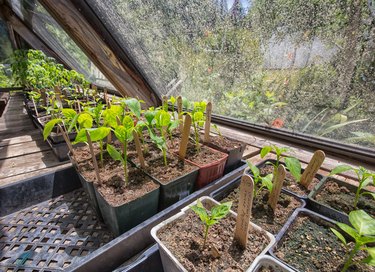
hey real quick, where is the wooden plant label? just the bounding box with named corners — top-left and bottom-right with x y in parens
top-left (268, 164), bottom-right (286, 211)
top-left (41, 89), bottom-right (47, 106)
top-left (300, 150), bottom-right (325, 188)
top-left (204, 101), bottom-right (212, 143)
top-left (54, 87), bottom-right (63, 109)
top-left (76, 100), bottom-right (81, 113)
top-left (86, 130), bottom-right (101, 183)
top-left (75, 85), bottom-right (81, 94)
top-left (133, 131), bottom-right (145, 168)
top-left (104, 88), bottom-right (109, 107)
top-left (234, 174), bottom-right (254, 249)
top-left (177, 96), bottom-right (183, 132)
top-left (58, 124), bottom-right (74, 156)
top-left (162, 95), bottom-right (168, 112)
top-left (31, 97), bottom-right (39, 117)
top-left (178, 114), bottom-right (192, 160)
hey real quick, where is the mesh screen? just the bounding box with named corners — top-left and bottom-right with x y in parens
top-left (7, 0), bottom-right (115, 89)
top-left (86, 0), bottom-right (375, 150)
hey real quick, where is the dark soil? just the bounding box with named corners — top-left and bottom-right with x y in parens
top-left (75, 150), bottom-right (159, 207)
top-left (259, 165), bottom-right (319, 197)
top-left (203, 134), bottom-right (245, 153)
top-left (158, 210), bottom-right (270, 271)
top-left (274, 215), bottom-right (374, 272)
top-left (185, 144), bottom-right (227, 166)
top-left (145, 155), bottom-right (198, 185)
top-left (258, 266), bottom-right (277, 272)
top-left (126, 140), bottom-right (161, 164)
top-left (221, 188), bottom-right (301, 234)
top-left (314, 178), bottom-right (375, 216)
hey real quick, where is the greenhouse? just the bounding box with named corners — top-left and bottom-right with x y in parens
top-left (0, 0), bottom-right (374, 271)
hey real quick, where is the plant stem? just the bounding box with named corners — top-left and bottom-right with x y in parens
top-left (203, 225), bottom-right (209, 248)
top-left (99, 140), bottom-right (103, 168)
top-left (124, 141), bottom-right (128, 186)
top-left (162, 148), bottom-right (167, 166)
top-left (342, 244), bottom-right (359, 272)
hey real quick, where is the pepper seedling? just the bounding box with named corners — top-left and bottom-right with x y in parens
top-left (190, 100), bottom-right (207, 153)
top-left (329, 165), bottom-right (375, 209)
top-left (191, 200), bottom-right (232, 249)
top-left (260, 145), bottom-right (302, 182)
top-left (330, 210), bottom-right (375, 272)
top-left (106, 115), bottom-right (135, 186)
top-left (247, 161), bottom-right (273, 197)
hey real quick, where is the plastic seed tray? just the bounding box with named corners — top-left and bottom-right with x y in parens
top-left (0, 189), bottom-right (114, 271)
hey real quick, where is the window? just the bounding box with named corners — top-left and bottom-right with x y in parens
top-left (7, 0), bottom-right (114, 89)
top-left (86, 0), bottom-right (375, 150)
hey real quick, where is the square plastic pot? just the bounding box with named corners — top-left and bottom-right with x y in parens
top-left (307, 177), bottom-right (374, 224)
top-left (269, 208), bottom-right (337, 271)
top-left (46, 137), bottom-right (70, 161)
top-left (248, 255), bottom-right (295, 272)
top-left (94, 180), bottom-right (160, 237)
top-left (185, 147), bottom-right (228, 189)
top-left (151, 196), bottom-right (275, 272)
top-left (37, 116), bottom-right (77, 144)
top-left (252, 159), bottom-right (324, 200)
top-left (147, 167), bottom-right (199, 211)
top-left (206, 142), bottom-right (246, 175)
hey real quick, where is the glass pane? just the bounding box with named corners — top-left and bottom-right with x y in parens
top-left (7, 0), bottom-right (114, 89)
top-left (87, 0), bottom-right (375, 150)
top-left (0, 18), bottom-right (13, 62)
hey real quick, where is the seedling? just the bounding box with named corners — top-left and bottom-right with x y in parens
top-left (260, 145), bottom-right (302, 182)
top-left (330, 210), bottom-right (375, 272)
top-left (247, 161), bottom-right (273, 197)
top-left (190, 100), bottom-right (207, 153)
top-left (191, 200), bottom-right (232, 248)
top-left (329, 165), bottom-right (375, 209)
top-left (106, 115), bottom-right (135, 186)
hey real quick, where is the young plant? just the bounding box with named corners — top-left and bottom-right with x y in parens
top-left (106, 115), bottom-right (135, 186)
top-left (43, 108), bottom-right (78, 141)
top-left (260, 145), bottom-right (302, 182)
top-left (330, 210), bottom-right (375, 272)
top-left (329, 165), bottom-right (375, 209)
top-left (191, 200), bottom-right (232, 248)
top-left (247, 161), bottom-right (273, 197)
top-left (190, 100), bottom-right (207, 153)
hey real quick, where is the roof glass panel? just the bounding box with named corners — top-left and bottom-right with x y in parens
top-left (87, 0), bottom-right (375, 150)
top-left (0, 17), bottom-right (13, 63)
top-left (7, 0), bottom-right (114, 89)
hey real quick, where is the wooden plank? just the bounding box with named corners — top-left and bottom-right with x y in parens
top-left (0, 131), bottom-right (42, 147)
top-left (0, 163), bottom-right (70, 188)
top-left (0, 119), bottom-right (33, 129)
top-left (39, 0), bottom-right (161, 107)
top-left (0, 150), bottom-right (65, 179)
top-left (0, 140), bottom-right (50, 159)
top-left (242, 145), bottom-right (260, 159)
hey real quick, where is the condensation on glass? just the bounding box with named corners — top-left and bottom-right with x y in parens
top-left (6, 0), bottom-right (114, 89)
top-left (86, 0), bottom-right (375, 150)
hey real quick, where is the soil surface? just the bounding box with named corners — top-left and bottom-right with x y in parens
top-left (145, 155), bottom-right (198, 185)
top-left (158, 210), bottom-right (270, 271)
top-left (185, 144), bottom-right (227, 166)
top-left (259, 165), bottom-right (319, 197)
top-left (75, 150), bottom-right (159, 207)
top-left (314, 178), bottom-right (375, 216)
top-left (220, 188), bottom-right (301, 234)
top-left (258, 266), bottom-right (277, 272)
top-left (203, 134), bottom-right (245, 153)
top-left (274, 215), bottom-right (374, 272)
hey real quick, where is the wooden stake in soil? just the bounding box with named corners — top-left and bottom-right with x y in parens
top-left (268, 164), bottom-right (286, 211)
top-left (86, 130), bottom-right (101, 183)
top-left (204, 101), bottom-right (212, 143)
top-left (41, 89), bottom-right (47, 106)
top-left (104, 88), bottom-right (109, 108)
top-left (31, 97), bottom-right (39, 117)
top-left (57, 124), bottom-right (74, 156)
top-left (162, 95), bottom-right (168, 112)
top-left (300, 150), bottom-right (325, 188)
top-left (234, 174), bottom-right (254, 249)
top-left (133, 131), bottom-right (145, 168)
top-left (75, 85), bottom-right (81, 94)
top-left (177, 96), bottom-right (183, 132)
top-left (54, 86), bottom-right (63, 109)
top-left (76, 100), bottom-right (81, 113)
top-left (178, 114), bottom-right (192, 160)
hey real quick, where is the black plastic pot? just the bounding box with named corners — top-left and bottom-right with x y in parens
top-left (37, 116), bottom-right (77, 144)
top-left (206, 142), bottom-right (246, 174)
top-left (269, 208), bottom-right (338, 271)
top-left (47, 137), bottom-right (70, 161)
top-left (94, 178), bottom-right (160, 237)
top-left (149, 168), bottom-right (199, 211)
top-left (252, 159), bottom-right (324, 200)
top-left (307, 177), bottom-right (374, 224)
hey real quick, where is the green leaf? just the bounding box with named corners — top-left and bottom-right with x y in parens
top-left (144, 110), bottom-right (156, 126)
top-left (247, 161), bottom-right (260, 178)
top-left (107, 144), bottom-right (123, 162)
top-left (329, 165), bottom-right (353, 176)
top-left (285, 157), bottom-right (302, 182)
top-left (114, 126), bottom-right (129, 143)
top-left (357, 236), bottom-right (375, 246)
top-left (211, 202), bottom-right (232, 221)
top-left (43, 118), bottom-right (62, 140)
top-left (125, 98), bottom-right (141, 118)
top-left (61, 108), bottom-right (77, 120)
top-left (159, 111), bottom-right (171, 127)
top-left (260, 146), bottom-right (272, 158)
top-left (193, 111), bottom-right (204, 122)
top-left (191, 200), bottom-right (208, 223)
top-left (262, 174), bottom-right (274, 192)
top-left (330, 228), bottom-right (347, 245)
top-left (123, 115), bottom-right (135, 130)
top-left (67, 113), bottom-right (79, 133)
top-left (87, 127), bottom-right (111, 142)
top-left (77, 113), bottom-right (93, 129)
top-left (349, 210), bottom-right (375, 236)
top-left (337, 222), bottom-right (359, 240)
